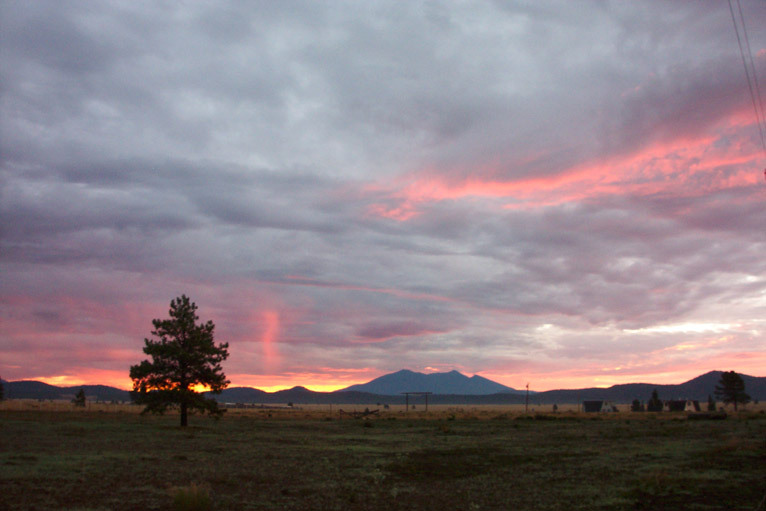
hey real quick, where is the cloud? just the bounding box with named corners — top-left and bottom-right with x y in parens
top-left (2, 1), bottom-right (765, 390)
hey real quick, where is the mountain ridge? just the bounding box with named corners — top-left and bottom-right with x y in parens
top-left (3, 370), bottom-right (764, 404)
top-left (339, 369), bottom-right (525, 395)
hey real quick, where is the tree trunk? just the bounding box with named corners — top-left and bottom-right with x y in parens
top-left (180, 401), bottom-right (188, 427)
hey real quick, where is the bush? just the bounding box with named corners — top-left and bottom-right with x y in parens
top-left (170, 483), bottom-right (212, 511)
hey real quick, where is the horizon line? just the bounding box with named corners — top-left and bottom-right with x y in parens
top-left (5, 368), bottom-right (759, 394)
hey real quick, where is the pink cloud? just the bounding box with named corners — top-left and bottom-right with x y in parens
top-left (362, 114), bottom-right (764, 221)
top-left (259, 310), bottom-right (281, 368)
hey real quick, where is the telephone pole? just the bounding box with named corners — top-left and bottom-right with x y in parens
top-left (525, 382), bottom-right (529, 414)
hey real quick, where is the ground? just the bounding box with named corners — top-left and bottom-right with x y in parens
top-left (1, 403), bottom-right (764, 510)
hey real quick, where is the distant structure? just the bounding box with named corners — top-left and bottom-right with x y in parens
top-left (402, 392), bottom-right (432, 412)
top-left (583, 400), bottom-right (618, 413)
top-left (665, 400), bottom-right (701, 412)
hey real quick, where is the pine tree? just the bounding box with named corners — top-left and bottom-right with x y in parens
top-left (707, 394), bottom-right (716, 412)
top-left (72, 388), bottom-right (86, 407)
top-left (714, 371), bottom-right (750, 411)
top-left (646, 389), bottom-right (663, 412)
top-left (130, 295), bottom-right (229, 426)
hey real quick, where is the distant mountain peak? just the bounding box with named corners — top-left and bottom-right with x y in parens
top-left (339, 369), bottom-right (523, 395)
top-left (283, 386), bottom-right (311, 393)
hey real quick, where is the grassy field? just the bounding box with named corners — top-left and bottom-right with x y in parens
top-left (1, 406), bottom-right (764, 511)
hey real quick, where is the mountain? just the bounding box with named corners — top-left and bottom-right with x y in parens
top-left (209, 386), bottom-right (268, 403)
top-left (5, 380), bottom-right (65, 400)
top-left (533, 371), bottom-right (766, 404)
top-left (5, 381), bottom-right (130, 402)
top-left (3, 371), bottom-right (764, 404)
top-left (339, 369), bottom-right (524, 395)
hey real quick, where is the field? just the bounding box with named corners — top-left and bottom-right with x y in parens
top-left (1, 404), bottom-right (764, 511)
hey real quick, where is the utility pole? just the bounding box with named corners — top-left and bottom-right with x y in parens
top-left (525, 382), bottom-right (529, 414)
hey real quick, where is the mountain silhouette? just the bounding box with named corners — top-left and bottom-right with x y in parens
top-left (535, 370), bottom-right (766, 404)
top-left (4, 370), bottom-right (764, 404)
top-left (4, 381), bottom-right (130, 401)
top-left (339, 369), bottom-right (524, 395)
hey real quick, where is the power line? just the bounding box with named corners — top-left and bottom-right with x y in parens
top-left (735, 0), bottom-right (766, 131)
top-left (728, 0), bottom-right (766, 158)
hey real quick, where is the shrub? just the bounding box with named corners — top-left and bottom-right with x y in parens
top-left (170, 483), bottom-right (212, 511)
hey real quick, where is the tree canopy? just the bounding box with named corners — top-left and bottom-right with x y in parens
top-left (646, 389), bottom-right (663, 412)
top-left (130, 295), bottom-right (230, 426)
top-left (714, 371), bottom-right (750, 411)
top-left (72, 388), bottom-right (86, 407)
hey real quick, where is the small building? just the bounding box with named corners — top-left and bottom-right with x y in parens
top-left (583, 400), bottom-right (618, 413)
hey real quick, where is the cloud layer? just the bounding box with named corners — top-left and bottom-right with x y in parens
top-left (2, 1), bottom-right (765, 391)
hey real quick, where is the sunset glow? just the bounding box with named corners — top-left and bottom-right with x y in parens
top-left (2, 2), bottom-right (765, 394)
top-left (365, 124), bottom-right (764, 221)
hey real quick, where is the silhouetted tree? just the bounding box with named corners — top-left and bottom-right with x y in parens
top-left (714, 371), bottom-right (750, 411)
top-left (631, 399), bottom-right (644, 412)
top-left (646, 389), bottom-right (663, 412)
top-left (130, 295), bottom-right (230, 427)
top-left (0, 377), bottom-right (4, 401)
top-left (707, 394), bottom-right (716, 412)
top-left (72, 388), bottom-right (86, 407)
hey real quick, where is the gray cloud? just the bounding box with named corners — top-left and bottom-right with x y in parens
top-left (2, 0), bottom-right (765, 388)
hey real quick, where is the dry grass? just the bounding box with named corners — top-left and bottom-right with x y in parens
top-left (1, 407), bottom-right (764, 510)
top-left (169, 483), bottom-right (212, 511)
top-left (2, 398), bottom-right (765, 418)
top-left (0, 399), bottom-right (142, 413)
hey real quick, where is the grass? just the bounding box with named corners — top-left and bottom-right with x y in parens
top-left (170, 483), bottom-right (212, 511)
top-left (0, 407), bottom-right (764, 510)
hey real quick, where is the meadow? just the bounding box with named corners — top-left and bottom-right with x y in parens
top-left (1, 403), bottom-right (764, 511)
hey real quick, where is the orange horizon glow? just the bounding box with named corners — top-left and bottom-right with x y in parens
top-left (29, 373), bottom-right (353, 393)
top-left (24, 358), bottom-right (765, 394)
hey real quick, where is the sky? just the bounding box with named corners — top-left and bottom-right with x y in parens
top-left (1, 1), bottom-right (765, 393)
